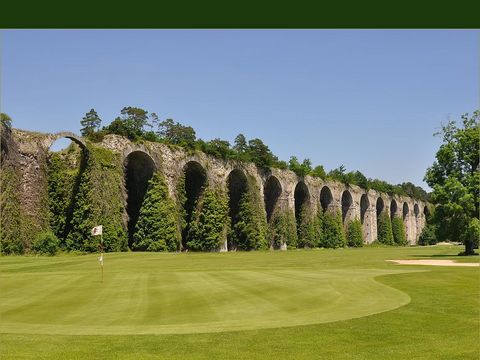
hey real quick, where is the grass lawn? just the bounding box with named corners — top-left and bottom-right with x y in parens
top-left (0, 246), bottom-right (478, 359)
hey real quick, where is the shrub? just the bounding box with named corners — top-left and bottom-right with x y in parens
top-left (132, 172), bottom-right (180, 252)
top-left (268, 209), bottom-right (297, 249)
top-left (346, 219), bottom-right (363, 247)
top-left (187, 188), bottom-right (229, 251)
top-left (296, 206), bottom-right (316, 248)
top-left (320, 210), bottom-right (346, 248)
top-left (391, 216), bottom-right (407, 246)
top-left (418, 224), bottom-right (438, 246)
top-left (377, 212), bottom-right (394, 245)
top-left (32, 231), bottom-right (60, 256)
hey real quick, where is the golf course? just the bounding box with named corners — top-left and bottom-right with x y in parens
top-left (0, 245), bottom-right (478, 359)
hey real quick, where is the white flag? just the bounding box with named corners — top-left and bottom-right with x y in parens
top-left (98, 254), bottom-right (104, 265)
top-left (91, 225), bottom-right (103, 236)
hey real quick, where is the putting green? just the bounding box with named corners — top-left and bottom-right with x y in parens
top-left (0, 252), bottom-right (416, 335)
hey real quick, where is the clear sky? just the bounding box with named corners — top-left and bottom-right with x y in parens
top-left (2, 30), bottom-right (478, 189)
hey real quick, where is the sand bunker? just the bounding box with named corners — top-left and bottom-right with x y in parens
top-left (387, 259), bottom-right (479, 267)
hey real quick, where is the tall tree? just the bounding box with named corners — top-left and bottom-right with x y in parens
top-left (80, 109), bottom-right (101, 137)
top-left (157, 119), bottom-right (196, 148)
top-left (424, 111), bottom-right (479, 255)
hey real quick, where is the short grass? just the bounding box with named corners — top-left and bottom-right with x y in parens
top-left (0, 246), bottom-right (478, 359)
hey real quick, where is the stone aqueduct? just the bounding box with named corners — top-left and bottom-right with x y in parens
top-left (11, 129), bottom-right (429, 249)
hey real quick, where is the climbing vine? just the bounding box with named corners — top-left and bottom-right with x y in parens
top-left (132, 172), bottom-right (180, 251)
top-left (391, 216), bottom-right (407, 246)
top-left (320, 210), bottom-right (346, 248)
top-left (267, 208), bottom-right (297, 249)
top-left (377, 212), bottom-right (394, 245)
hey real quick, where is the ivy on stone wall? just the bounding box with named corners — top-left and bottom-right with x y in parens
top-left (267, 208), bottom-right (297, 249)
top-left (391, 216), bottom-right (407, 246)
top-left (377, 212), bottom-right (394, 245)
top-left (66, 144), bottom-right (127, 252)
top-left (132, 172), bottom-right (180, 251)
top-left (229, 176), bottom-right (268, 250)
top-left (187, 187), bottom-right (229, 251)
top-left (320, 210), bottom-right (346, 248)
top-left (346, 219), bottom-right (363, 247)
top-left (0, 166), bottom-right (23, 254)
top-left (296, 205), bottom-right (317, 248)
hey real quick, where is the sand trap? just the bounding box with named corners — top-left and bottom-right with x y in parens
top-left (387, 259), bottom-right (479, 267)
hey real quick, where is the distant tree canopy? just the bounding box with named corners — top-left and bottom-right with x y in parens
top-left (424, 111), bottom-right (479, 255)
top-left (79, 106), bottom-right (429, 200)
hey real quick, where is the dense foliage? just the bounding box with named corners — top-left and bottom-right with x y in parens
top-left (65, 145), bottom-right (128, 252)
top-left (391, 216), bottom-right (407, 246)
top-left (132, 172), bottom-right (180, 251)
top-left (424, 111), bottom-right (479, 255)
top-left (229, 177), bottom-right (268, 250)
top-left (32, 231), bottom-right (60, 256)
top-left (267, 208), bottom-right (298, 249)
top-left (376, 213), bottom-right (394, 245)
top-left (296, 206), bottom-right (317, 248)
top-left (346, 219), bottom-right (363, 247)
top-left (0, 166), bottom-right (23, 254)
top-left (320, 211), bottom-right (346, 248)
top-left (418, 224), bottom-right (439, 246)
top-left (186, 188), bottom-right (229, 251)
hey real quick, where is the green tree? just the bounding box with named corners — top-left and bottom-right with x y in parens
top-left (424, 111), bottom-right (479, 255)
top-left (132, 172), bottom-right (180, 252)
top-left (80, 109), bottom-right (102, 137)
top-left (267, 208), bottom-right (297, 249)
top-left (187, 188), bottom-right (229, 251)
top-left (296, 205), bottom-right (316, 248)
top-left (320, 210), bottom-right (346, 248)
top-left (346, 219), bottom-right (363, 247)
top-left (289, 156), bottom-right (312, 177)
top-left (391, 216), bottom-right (407, 246)
top-left (311, 165), bottom-right (326, 179)
top-left (377, 212), bottom-right (394, 245)
top-left (233, 134), bottom-right (248, 153)
top-left (158, 118), bottom-right (196, 148)
top-left (246, 138), bottom-right (277, 169)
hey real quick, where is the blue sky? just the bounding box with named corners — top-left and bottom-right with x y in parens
top-left (2, 30), bottom-right (478, 189)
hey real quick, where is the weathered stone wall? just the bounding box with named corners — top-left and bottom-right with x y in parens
top-left (5, 129), bottom-right (429, 247)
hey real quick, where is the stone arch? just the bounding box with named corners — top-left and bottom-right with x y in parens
top-left (124, 150), bottom-right (156, 245)
top-left (390, 199), bottom-right (398, 220)
top-left (51, 132), bottom-right (87, 150)
top-left (376, 197), bottom-right (384, 217)
top-left (341, 190), bottom-right (353, 224)
top-left (181, 161), bottom-right (207, 249)
top-left (264, 175), bottom-right (282, 223)
top-left (320, 186), bottom-right (333, 212)
top-left (294, 181), bottom-right (310, 240)
top-left (402, 202), bottom-right (409, 220)
top-left (360, 194), bottom-right (369, 224)
top-left (227, 169), bottom-right (249, 251)
top-left (414, 204), bottom-right (419, 218)
top-left (423, 205), bottom-right (430, 220)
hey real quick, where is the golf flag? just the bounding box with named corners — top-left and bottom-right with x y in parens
top-left (91, 225), bottom-right (103, 236)
top-left (98, 254), bottom-right (104, 265)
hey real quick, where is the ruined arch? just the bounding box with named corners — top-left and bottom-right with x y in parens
top-left (124, 151), bottom-right (155, 245)
top-left (294, 181), bottom-right (310, 239)
top-left (376, 197), bottom-right (384, 217)
top-left (227, 169), bottom-right (248, 250)
top-left (51, 132), bottom-right (87, 151)
top-left (414, 204), bottom-right (419, 218)
top-left (360, 194), bottom-right (369, 224)
top-left (390, 199), bottom-right (398, 219)
top-left (402, 202), bottom-right (409, 220)
top-left (264, 176), bottom-right (282, 222)
top-left (181, 161), bottom-right (207, 249)
top-left (320, 186), bottom-right (333, 212)
top-left (341, 190), bottom-right (353, 224)
top-left (423, 205), bottom-right (430, 220)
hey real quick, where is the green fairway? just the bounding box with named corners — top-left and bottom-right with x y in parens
top-left (0, 246), bottom-right (478, 359)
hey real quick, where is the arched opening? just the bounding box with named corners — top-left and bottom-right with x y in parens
top-left (320, 186), bottom-right (333, 212)
top-left (423, 205), bottom-right (430, 220)
top-left (294, 182), bottom-right (310, 238)
top-left (47, 137), bottom-right (87, 242)
top-left (124, 151), bottom-right (155, 246)
top-left (341, 190), bottom-right (353, 224)
top-left (360, 194), bottom-right (369, 224)
top-left (264, 176), bottom-right (282, 222)
top-left (390, 199), bottom-right (398, 220)
top-left (227, 169), bottom-right (248, 250)
top-left (182, 161), bottom-right (207, 249)
top-left (376, 198), bottom-right (384, 217)
top-left (414, 204), bottom-right (419, 218)
top-left (402, 202), bottom-right (409, 220)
